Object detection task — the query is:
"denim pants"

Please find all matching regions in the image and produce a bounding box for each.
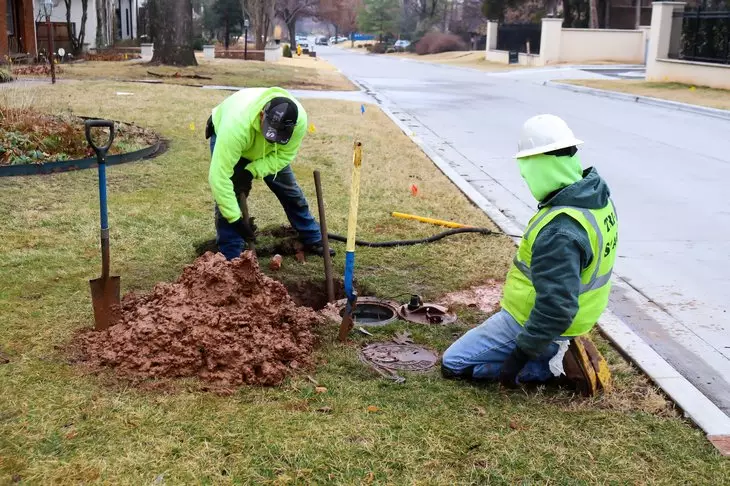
[210,135,322,260]
[442,310,563,382]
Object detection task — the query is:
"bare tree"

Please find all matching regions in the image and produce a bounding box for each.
[246,0,275,49]
[149,0,198,65]
[276,0,319,44]
[319,0,360,40]
[95,0,114,48]
[64,0,89,54]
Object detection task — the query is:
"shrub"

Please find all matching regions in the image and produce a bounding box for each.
[366,43,388,54]
[283,44,292,58]
[415,32,467,55]
[192,37,205,51]
[0,69,12,84]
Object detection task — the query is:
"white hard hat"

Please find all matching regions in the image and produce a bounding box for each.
[515,114,583,159]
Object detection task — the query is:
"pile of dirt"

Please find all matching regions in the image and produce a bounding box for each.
[76,252,321,388]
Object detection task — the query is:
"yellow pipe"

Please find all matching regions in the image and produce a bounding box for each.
[391,211,471,229]
[346,142,363,252]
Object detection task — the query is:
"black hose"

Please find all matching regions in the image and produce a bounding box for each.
[327,227,516,248]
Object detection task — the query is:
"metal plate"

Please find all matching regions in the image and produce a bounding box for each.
[398,303,457,326]
[360,342,438,372]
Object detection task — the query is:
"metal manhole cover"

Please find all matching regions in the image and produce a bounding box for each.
[398,303,457,325]
[360,343,439,372]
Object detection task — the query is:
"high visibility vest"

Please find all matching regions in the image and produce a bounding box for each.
[501,201,618,336]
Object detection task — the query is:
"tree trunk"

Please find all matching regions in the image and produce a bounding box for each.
[96,0,109,48]
[288,19,296,45]
[589,0,599,28]
[224,19,230,48]
[65,0,88,54]
[150,0,198,65]
[562,0,572,27]
[604,0,610,28]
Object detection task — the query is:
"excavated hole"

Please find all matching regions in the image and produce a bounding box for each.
[339,303,396,324]
[279,277,346,311]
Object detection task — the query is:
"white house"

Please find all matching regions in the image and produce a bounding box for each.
[41,0,141,50]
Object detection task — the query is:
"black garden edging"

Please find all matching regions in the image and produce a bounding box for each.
[0,129,166,177]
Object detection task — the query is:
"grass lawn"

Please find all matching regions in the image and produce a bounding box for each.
[562,79,730,111]
[48,56,355,91]
[0,81,728,484]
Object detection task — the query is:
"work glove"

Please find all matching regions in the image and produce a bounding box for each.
[232,217,257,242]
[499,346,531,389]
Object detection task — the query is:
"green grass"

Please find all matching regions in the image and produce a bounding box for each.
[54,57,356,91]
[0,81,727,484]
[562,79,730,111]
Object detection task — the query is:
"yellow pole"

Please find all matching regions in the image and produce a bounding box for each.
[391,211,471,229]
[346,143,363,252]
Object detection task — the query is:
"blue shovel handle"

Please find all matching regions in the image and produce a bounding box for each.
[85,120,115,278]
[84,120,115,230]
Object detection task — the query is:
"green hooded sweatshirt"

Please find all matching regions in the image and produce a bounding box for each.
[513,161,612,358]
[209,87,307,223]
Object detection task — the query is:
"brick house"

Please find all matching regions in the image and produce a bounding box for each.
[1,0,37,59]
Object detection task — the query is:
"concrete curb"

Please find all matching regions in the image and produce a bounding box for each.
[546,81,730,121]
[353,78,730,451]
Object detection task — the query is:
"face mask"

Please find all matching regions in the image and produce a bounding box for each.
[517,153,583,201]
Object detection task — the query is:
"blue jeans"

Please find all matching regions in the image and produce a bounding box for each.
[210,135,322,260]
[442,310,562,382]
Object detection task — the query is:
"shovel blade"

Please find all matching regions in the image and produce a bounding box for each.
[89,276,122,331]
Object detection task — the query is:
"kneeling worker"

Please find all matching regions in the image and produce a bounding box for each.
[442,114,617,395]
[206,87,333,260]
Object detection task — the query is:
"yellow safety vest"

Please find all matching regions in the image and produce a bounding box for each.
[501,202,618,336]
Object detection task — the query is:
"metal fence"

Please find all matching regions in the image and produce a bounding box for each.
[673,7,730,64]
[496,24,541,54]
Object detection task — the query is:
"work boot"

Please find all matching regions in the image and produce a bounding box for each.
[562,336,612,397]
[303,241,336,257]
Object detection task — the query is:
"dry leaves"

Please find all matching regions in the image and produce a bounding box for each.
[392,331,413,345]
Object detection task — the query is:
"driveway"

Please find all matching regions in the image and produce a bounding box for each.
[321,47,730,416]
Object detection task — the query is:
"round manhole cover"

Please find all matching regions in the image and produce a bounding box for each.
[360,343,439,372]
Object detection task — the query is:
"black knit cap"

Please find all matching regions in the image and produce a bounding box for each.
[262,97,298,144]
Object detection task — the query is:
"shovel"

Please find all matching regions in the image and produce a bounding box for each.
[85,119,121,331]
[338,142,363,342]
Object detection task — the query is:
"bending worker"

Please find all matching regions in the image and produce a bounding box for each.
[206,87,333,260]
[442,114,618,395]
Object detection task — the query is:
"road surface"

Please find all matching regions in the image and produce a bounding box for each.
[321,47,730,416]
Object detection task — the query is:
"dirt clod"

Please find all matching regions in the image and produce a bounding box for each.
[76,252,321,387]
[269,254,283,271]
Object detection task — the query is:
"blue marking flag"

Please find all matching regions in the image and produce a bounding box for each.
[360,104,365,115]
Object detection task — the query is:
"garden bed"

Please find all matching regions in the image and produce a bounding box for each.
[0,108,158,166]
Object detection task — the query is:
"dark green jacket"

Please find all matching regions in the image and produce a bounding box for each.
[515,167,611,358]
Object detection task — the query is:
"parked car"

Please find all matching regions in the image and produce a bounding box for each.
[337,36,348,43]
[393,40,411,52]
[315,36,328,46]
[298,41,311,52]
